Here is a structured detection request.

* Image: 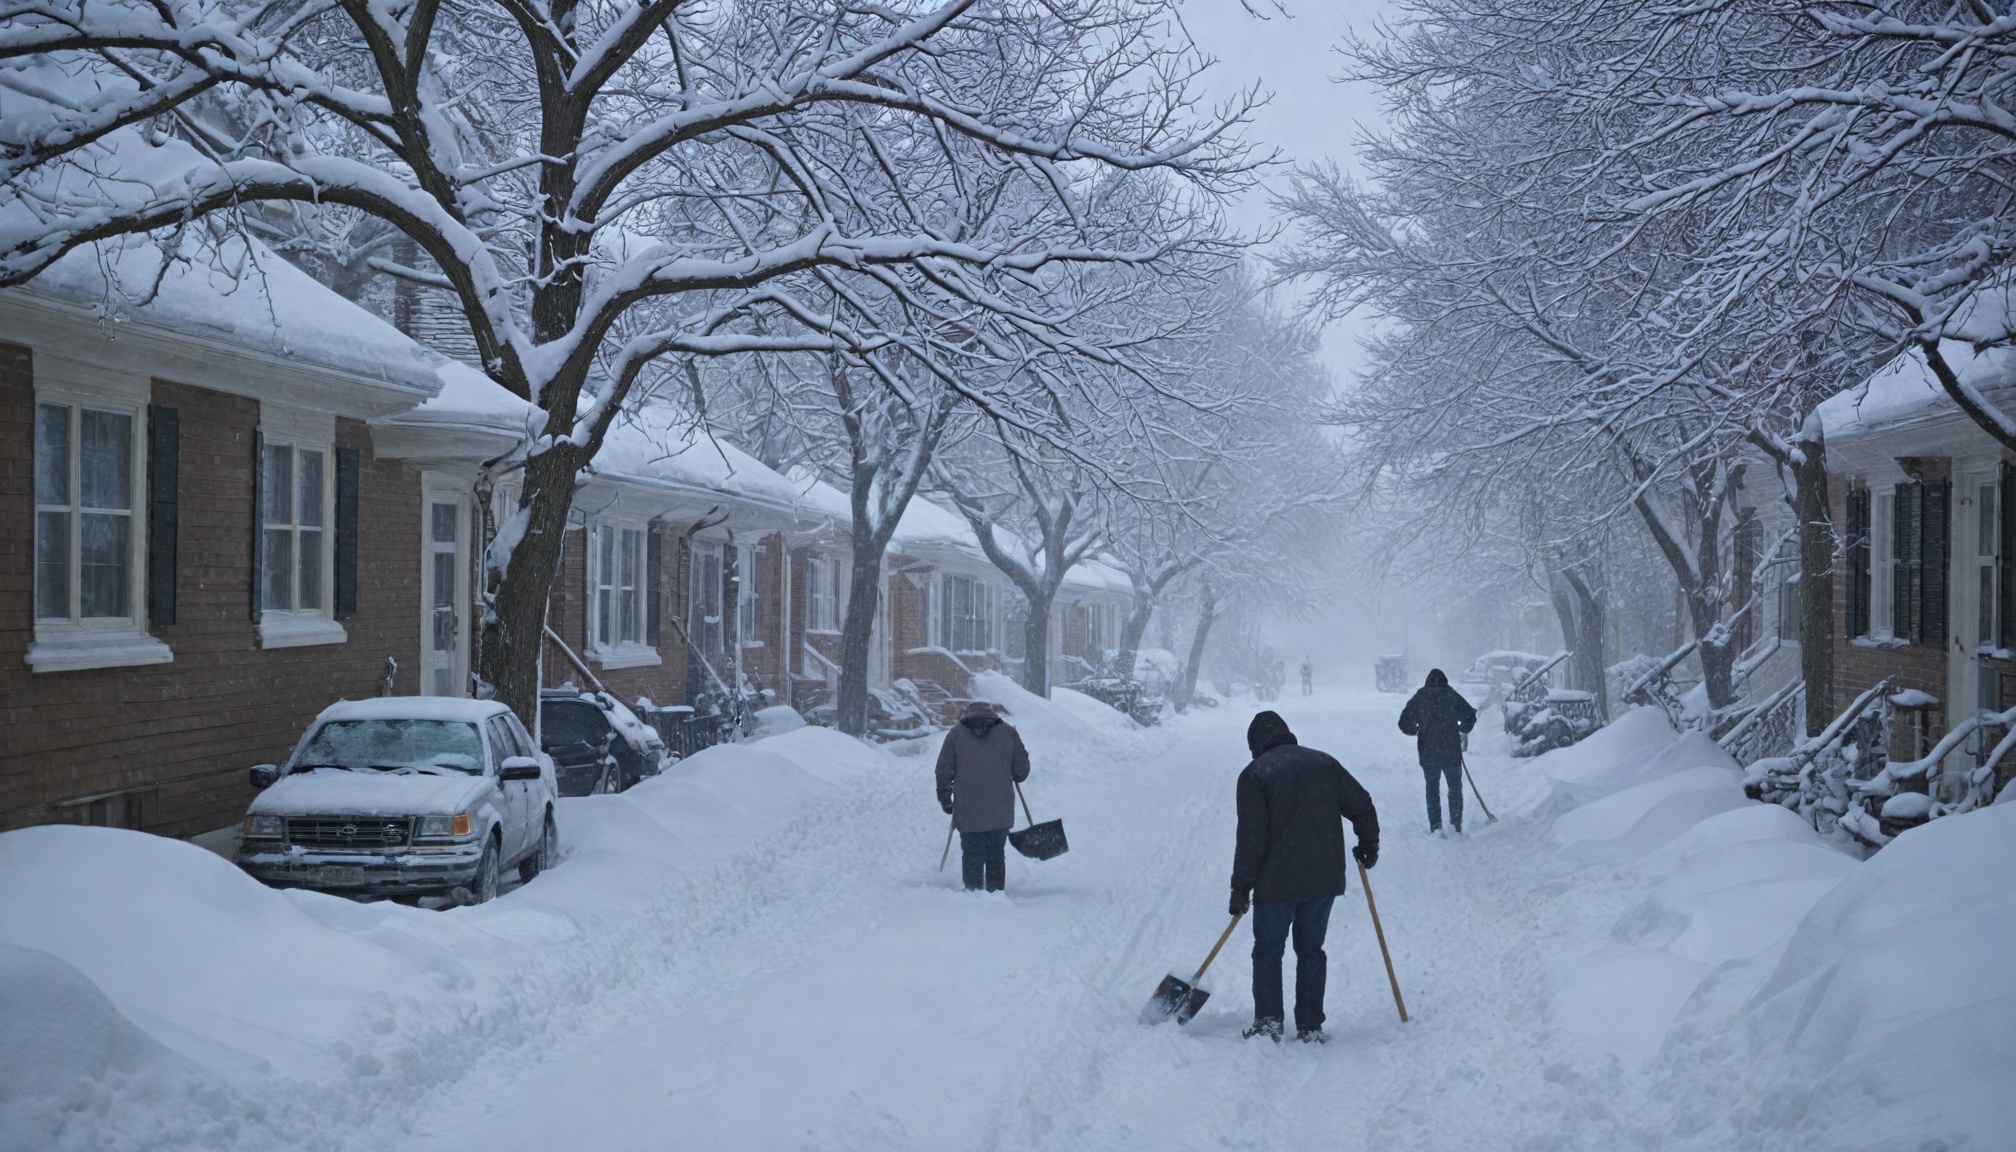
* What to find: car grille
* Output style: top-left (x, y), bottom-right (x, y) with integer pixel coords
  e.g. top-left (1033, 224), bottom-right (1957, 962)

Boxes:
top-left (287, 816), bottom-right (413, 850)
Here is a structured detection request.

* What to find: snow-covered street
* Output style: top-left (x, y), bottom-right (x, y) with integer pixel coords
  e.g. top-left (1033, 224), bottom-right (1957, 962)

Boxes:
top-left (410, 685), bottom-right (1578, 1152)
top-left (9, 678), bottom-right (2009, 1151)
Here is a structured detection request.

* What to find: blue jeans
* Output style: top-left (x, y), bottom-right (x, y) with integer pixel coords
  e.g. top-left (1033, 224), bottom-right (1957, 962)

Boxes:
top-left (1251, 895), bottom-right (1335, 1032)
top-left (961, 828), bottom-right (1007, 891)
top-left (1424, 762), bottom-right (1463, 830)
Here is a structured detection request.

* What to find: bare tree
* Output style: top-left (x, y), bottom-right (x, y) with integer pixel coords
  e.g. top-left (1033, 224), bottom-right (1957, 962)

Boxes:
top-left (0, 0), bottom-right (1253, 721)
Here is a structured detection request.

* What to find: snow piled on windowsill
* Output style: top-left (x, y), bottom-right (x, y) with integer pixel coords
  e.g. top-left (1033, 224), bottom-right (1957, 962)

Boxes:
top-left (25, 628), bottom-right (173, 673)
top-left (256, 615), bottom-right (347, 650)
top-left (588, 643), bottom-right (661, 670)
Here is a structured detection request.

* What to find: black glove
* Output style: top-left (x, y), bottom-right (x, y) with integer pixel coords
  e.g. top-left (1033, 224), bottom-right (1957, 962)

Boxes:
top-left (939, 794), bottom-right (954, 815)
top-left (1229, 887), bottom-right (1250, 917)
top-left (1353, 844), bottom-right (1378, 870)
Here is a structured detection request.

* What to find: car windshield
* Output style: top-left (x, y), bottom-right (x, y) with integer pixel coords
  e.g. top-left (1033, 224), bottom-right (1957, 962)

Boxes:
top-left (293, 718), bottom-right (485, 775)
top-left (541, 700), bottom-right (609, 748)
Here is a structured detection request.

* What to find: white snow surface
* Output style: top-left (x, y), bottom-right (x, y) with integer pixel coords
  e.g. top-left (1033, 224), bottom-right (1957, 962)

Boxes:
top-left (13, 233), bottom-right (442, 393)
top-left (2, 694), bottom-right (2010, 1150)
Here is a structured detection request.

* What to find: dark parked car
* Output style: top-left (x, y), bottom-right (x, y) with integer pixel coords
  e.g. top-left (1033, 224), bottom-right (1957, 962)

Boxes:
top-left (539, 689), bottom-right (668, 796)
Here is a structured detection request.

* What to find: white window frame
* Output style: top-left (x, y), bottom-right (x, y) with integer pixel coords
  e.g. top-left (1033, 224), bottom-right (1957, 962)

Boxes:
top-left (1872, 491), bottom-right (1896, 639)
top-left (737, 543), bottom-right (762, 646)
top-left (256, 408), bottom-right (345, 648)
top-left (938, 573), bottom-right (997, 654)
top-left (806, 554), bottom-right (837, 633)
top-left (27, 357), bottom-right (170, 673)
top-left (588, 518), bottom-right (658, 669)
top-left (1978, 480), bottom-right (1998, 648)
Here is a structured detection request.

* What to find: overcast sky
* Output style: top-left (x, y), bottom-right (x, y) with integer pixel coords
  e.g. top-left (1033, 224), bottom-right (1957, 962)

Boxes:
top-left (1173, 0), bottom-right (1399, 376)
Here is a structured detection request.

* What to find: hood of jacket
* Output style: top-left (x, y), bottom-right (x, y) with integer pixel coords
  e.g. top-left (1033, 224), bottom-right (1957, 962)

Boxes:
top-left (1246, 710), bottom-right (1297, 757)
top-left (1425, 668), bottom-right (1450, 688)
top-left (960, 700), bottom-right (1003, 736)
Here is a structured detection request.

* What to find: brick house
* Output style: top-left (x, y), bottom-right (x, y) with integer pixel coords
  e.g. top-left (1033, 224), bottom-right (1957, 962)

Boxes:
top-left (374, 365), bottom-right (809, 721)
top-left (0, 240), bottom-right (443, 837)
top-left (788, 477), bottom-right (1134, 719)
top-left (1, 238), bottom-right (1138, 845)
top-left (1820, 336), bottom-right (2016, 796)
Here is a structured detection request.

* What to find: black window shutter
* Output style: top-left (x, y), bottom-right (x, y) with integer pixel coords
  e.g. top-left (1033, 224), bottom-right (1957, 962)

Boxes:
top-left (251, 428), bottom-right (264, 623)
top-left (2002, 463), bottom-right (2016, 651)
top-left (646, 524), bottom-right (663, 647)
top-left (334, 447), bottom-right (360, 619)
top-left (1893, 482), bottom-right (1917, 640)
top-left (1920, 479), bottom-right (1949, 645)
top-left (147, 406), bottom-right (179, 626)
top-left (1846, 488), bottom-right (1870, 638)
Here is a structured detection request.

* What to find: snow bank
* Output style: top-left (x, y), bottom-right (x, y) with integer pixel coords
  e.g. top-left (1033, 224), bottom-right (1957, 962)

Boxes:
top-left (0, 728), bottom-right (891, 1149)
top-left (1532, 708), bottom-right (2015, 1147)
top-left (971, 670), bottom-right (1134, 750)
top-left (1704, 803), bottom-right (2016, 1147)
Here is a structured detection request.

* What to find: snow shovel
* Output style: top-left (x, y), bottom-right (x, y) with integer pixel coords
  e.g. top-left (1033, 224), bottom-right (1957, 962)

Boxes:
top-left (1007, 781), bottom-right (1067, 861)
top-left (1460, 756), bottom-right (1498, 825)
top-left (1141, 912), bottom-right (1244, 1025)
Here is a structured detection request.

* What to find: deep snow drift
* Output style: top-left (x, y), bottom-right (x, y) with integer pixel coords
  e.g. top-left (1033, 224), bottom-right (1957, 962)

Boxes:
top-left (1, 690), bottom-right (2009, 1150)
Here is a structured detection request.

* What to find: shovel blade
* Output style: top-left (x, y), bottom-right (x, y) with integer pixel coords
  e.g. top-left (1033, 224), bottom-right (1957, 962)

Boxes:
top-left (1141, 974), bottom-right (1210, 1025)
top-left (1009, 819), bottom-right (1068, 861)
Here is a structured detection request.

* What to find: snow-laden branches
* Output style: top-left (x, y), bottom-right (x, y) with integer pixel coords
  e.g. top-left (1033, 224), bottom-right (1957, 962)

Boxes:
top-left (0, 0), bottom-right (1254, 719)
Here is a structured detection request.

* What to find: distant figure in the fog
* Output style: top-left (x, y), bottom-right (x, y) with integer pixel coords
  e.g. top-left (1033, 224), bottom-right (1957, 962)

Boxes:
top-left (1398, 669), bottom-right (1477, 835)
top-left (936, 701), bottom-right (1030, 892)
top-left (1300, 657), bottom-right (1314, 696)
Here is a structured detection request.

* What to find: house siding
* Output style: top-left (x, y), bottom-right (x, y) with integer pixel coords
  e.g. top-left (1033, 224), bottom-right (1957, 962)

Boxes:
top-left (1, 347), bottom-right (425, 837)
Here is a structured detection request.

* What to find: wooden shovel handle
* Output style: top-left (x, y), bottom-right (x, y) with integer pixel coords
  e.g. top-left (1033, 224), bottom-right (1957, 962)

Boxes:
top-left (1359, 858), bottom-right (1409, 1022)
top-left (1014, 780), bottom-right (1036, 828)
top-left (1192, 911), bottom-right (1245, 983)
top-left (938, 812), bottom-right (957, 872)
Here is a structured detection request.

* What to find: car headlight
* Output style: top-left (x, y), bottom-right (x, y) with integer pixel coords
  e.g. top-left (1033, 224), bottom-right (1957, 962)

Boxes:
top-left (417, 814), bottom-right (473, 838)
top-left (244, 815), bottom-right (284, 839)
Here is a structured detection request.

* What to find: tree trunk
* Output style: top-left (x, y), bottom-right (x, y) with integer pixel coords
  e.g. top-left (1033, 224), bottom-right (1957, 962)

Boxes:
top-left (1174, 587), bottom-right (1217, 712)
top-left (477, 449), bottom-right (579, 727)
top-left (1795, 427), bottom-right (1835, 737)
top-left (835, 540), bottom-right (886, 736)
top-left (1020, 588), bottom-right (1056, 698)
top-left (1116, 596), bottom-right (1156, 682)
top-left (1551, 567), bottom-right (1610, 721)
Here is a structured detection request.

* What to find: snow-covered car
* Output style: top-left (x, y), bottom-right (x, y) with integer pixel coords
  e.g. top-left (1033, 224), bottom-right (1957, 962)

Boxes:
top-left (538, 689), bottom-right (668, 796)
top-left (236, 698), bottom-right (558, 906)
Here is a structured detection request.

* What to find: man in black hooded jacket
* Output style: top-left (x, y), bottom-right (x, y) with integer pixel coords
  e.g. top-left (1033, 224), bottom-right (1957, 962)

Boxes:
top-left (1230, 710), bottom-right (1380, 1042)
top-left (1398, 669), bottom-right (1478, 834)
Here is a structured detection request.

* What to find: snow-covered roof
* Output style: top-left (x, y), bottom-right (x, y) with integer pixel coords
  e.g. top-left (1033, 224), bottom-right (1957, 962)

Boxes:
top-left (1819, 287), bottom-right (2016, 447)
top-left (596, 404), bottom-right (804, 516)
top-left (2, 234), bottom-right (443, 399)
top-left (1816, 340), bottom-right (2013, 441)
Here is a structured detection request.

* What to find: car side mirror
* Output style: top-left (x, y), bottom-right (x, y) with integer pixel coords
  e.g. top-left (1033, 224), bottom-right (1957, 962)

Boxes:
top-left (499, 755), bottom-right (542, 781)
top-left (249, 764), bottom-right (280, 789)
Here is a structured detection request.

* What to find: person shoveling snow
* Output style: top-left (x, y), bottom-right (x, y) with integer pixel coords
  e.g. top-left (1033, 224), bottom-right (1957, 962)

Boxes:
top-left (1399, 669), bottom-right (1477, 835)
top-left (1229, 711), bottom-right (1380, 1042)
top-left (935, 701), bottom-right (1031, 892)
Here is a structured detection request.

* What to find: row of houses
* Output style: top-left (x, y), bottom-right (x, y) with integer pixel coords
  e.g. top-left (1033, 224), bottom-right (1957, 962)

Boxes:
top-left (0, 238), bottom-right (1131, 841)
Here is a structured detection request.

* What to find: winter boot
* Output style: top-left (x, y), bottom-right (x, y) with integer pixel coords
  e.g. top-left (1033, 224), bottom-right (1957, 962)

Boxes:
top-left (1296, 1028), bottom-right (1328, 1044)
top-left (1242, 1018), bottom-right (1284, 1042)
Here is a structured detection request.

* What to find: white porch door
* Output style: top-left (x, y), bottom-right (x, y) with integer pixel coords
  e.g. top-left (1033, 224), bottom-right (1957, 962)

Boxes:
top-left (422, 490), bottom-right (468, 697)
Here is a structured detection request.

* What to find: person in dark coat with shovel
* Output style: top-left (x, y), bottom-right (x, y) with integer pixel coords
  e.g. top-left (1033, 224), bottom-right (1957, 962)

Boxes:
top-left (1231, 711), bottom-right (1380, 1042)
top-left (936, 701), bottom-right (1030, 892)
top-left (1398, 669), bottom-right (1478, 835)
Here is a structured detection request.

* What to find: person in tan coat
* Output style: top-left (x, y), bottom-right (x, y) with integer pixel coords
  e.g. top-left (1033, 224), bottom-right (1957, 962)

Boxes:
top-left (934, 701), bottom-right (1031, 892)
